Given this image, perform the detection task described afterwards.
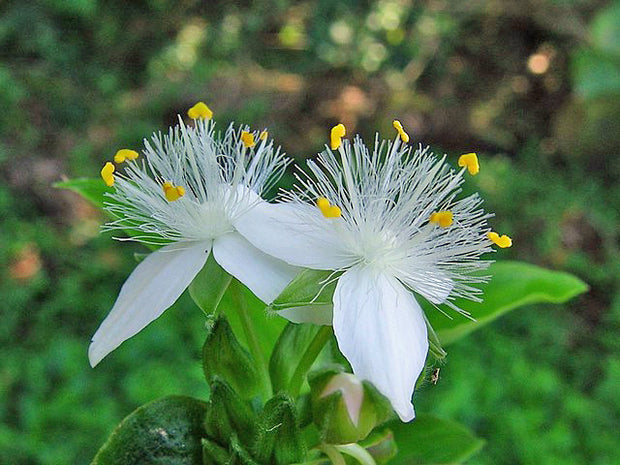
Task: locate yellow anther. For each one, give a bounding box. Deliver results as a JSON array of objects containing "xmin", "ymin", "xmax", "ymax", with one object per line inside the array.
[
  {"xmin": 330, "ymin": 123, "xmax": 346, "ymax": 150},
  {"xmin": 458, "ymin": 152, "xmax": 479, "ymax": 175},
  {"xmin": 487, "ymin": 231, "xmax": 512, "ymax": 248},
  {"xmin": 323, "ymin": 205, "xmax": 342, "ymax": 218},
  {"xmin": 317, "ymin": 197, "xmax": 330, "ymax": 209},
  {"xmin": 101, "ymin": 162, "xmax": 115, "ymax": 187},
  {"xmin": 429, "ymin": 210, "xmax": 453, "ymax": 228},
  {"xmin": 259, "ymin": 130, "xmax": 268, "ymax": 141},
  {"xmin": 317, "ymin": 197, "xmax": 342, "ymax": 218},
  {"xmin": 163, "ymin": 182, "xmax": 186, "ymax": 202},
  {"xmin": 241, "ymin": 131, "xmax": 256, "ymax": 148},
  {"xmin": 187, "ymin": 101, "xmax": 213, "ymax": 120},
  {"xmin": 392, "ymin": 119, "xmax": 410, "ymax": 143},
  {"xmin": 114, "ymin": 149, "xmax": 139, "ymax": 164}
]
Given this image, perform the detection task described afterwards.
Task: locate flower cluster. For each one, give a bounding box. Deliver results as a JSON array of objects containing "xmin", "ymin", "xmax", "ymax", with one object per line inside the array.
[{"xmin": 91, "ymin": 102, "xmax": 512, "ymax": 422}]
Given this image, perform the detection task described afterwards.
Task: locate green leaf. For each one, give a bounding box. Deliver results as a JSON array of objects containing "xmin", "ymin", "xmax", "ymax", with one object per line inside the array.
[
  {"xmin": 202, "ymin": 318, "xmax": 260, "ymax": 399},
  {"xmin": 573, "ymin": 49, "xmax": 620, "ymax": 100},
  {"xmin": 269, "ymin": 323, "xmax": 322, "ymax": 393},
  {"xmin": 222, "ymin": 285, "xmax": 286, "ymax": 362},
  {"xmin": 54, "ymin": 177, "xmax": 112, "ymax": 208},
  {"xmin": 389, "ymin": 415, "xmax": 484, "ymax": 465},
  {"xmin": 591, "ymin": 1, "xmax": 620, "ymax": 57},
  {"xmin": 425, "ymin": 261, "xmax": 588, "ymax": 345},
  {"xmin": 189, "ymin": 254, "xmax": 232, "ymax": 316},
  {"xmin": 270, "ymin": 269, "xmax": 337, "ymax": 311},
  {"xmin": 91, "ymin": 395, "xmax": 208, "ymax": 465}
]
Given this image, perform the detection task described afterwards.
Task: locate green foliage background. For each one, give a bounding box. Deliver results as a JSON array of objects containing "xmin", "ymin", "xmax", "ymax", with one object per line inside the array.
[{"xmin": 1, "ymin": 0, "xmax": 618, "ymax": 463}]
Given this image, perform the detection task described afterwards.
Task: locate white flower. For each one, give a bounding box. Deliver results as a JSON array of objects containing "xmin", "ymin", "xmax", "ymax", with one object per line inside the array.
[
  {"xmin": 235, "ymin": 123, "xmax": 496, "ymax": 421},
  {"xmin": 89, "ymin": 114, "xmax": 300, "ymax": 367}
]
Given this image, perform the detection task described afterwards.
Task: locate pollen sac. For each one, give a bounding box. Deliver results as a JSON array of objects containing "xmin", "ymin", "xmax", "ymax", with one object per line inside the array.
[
  {"xmin": 101, "ymin": 162, "xmax": 115, "ymax": 187},
  {"xmin": 429, "ymin": 210, "xmax": 453, "ymax": 228},
  {"xmin": 458, "ymin": 152, "xmax": 479, "ymax": 175},
  {"xmin": 187, "ymin": 101, "xmax": 213, "ymax": 120},
  {"xmin": 113, "ymin": 149, "xmax": 139, "ymax": 164},
  {"xmin": 162, "ymin": 182, "xmax": 186, "ymax": 202},
  {"xmin": 487, "ymin": 231, "xmax": 512, "ymax": 248},
  {"xmin": 317, "ymin": 197, "xmax": 342, "ymax": 218},
  {"xmin": 240, "ymin": 131, "xmax": 256, "ymax": 148},
  {"xmin": 392, "ymin": 119, "xmax": 410, "ymax": 143},
  {"xmin": 259, "ymin": 130, "xmax": 268, "ymax": 141},
  {"xmin": 330, "ymin": 123, "xmax": 346, "ymax": 150}
]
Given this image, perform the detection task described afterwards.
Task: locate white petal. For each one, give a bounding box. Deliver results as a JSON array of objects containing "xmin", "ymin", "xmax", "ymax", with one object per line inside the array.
[
  {"xmin": 88, "ymin": 241, "xmax": 211, "ymax": 367},
  {"xmin": 234, "ymin": 201, "xmax": 355, "ymax": 270},
  {"xmin": 276, "ymin": 304, "xmax": 333, "ymax": 325},
  {"xmin": 332, "ymin": 267, "xmax": 429, "ymax": 421},
  {"xmin": 213, "ymin": 232, "xmax": 301, "ymax": 304}
]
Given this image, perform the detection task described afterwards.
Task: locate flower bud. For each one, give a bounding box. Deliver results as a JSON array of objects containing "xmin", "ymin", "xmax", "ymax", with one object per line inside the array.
[
  {"xmin": 202, "ymin": 318, "xmax": 260, "ymax": 399},
  {"xmin": 309, "ymin": 368, "xmax": 393, "ymax": 444}
]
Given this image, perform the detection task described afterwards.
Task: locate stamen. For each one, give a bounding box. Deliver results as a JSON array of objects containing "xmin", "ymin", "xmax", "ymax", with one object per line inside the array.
[
  {"xmin": 259, "ymin": 130, "xmax": 268, "ymax": 140},
  {"xmin": 487, "ymin": 231, "xmax": 512, "ymax": 248},
  {"xmin": 458, "ymin": 153, "xmax": 479, "ymax": 175},
  {"xmin": 241, "ymin": 131, "xmax": 256, "ymax": 148},
  {"xmin": 392, "ymin": 120, "xmax": 410, "ymax": 143},
  {"xmin": 114, "ymin": 149, "xmax": 139, "ymax": 164},
  {"xmin": 187, "ymin": 101, "xmax": 213, "ymax": 120},
  {"xmin": 429, "ymin": 211, "xmax": 453, "ymax": 228},
  {"xmin": 330, "ymin": 123, "xmax": 346, "ymax": 150},
  {"xmin": 162, "ymin": 182, "xmax": 186, "ymax": 202},
  {"xmin": 101, "ymin": 162, "xmax": 115, "ymax": 187},
  {"xmin": 317, "ymin": 197, "xmax": 342, "ymax": 218}
]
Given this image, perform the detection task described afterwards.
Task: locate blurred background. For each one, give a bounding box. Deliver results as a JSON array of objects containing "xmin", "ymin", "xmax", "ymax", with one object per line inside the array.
[{"xmin": 1, "ymin": 0, "xmax": 618, "ymax": 463}]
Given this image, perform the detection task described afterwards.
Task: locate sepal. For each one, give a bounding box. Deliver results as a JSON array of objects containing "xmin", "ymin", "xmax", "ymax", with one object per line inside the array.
[
  {"xmin": 204, "ymin": 378, "xmax": 257, "ymax": 448},
  {"xmin": 230, "ymin": 435, "xmax": 260, "ymax": 465},
  {"xmin": 202, "ymin": 438, "xmax": 230, "ymax": 465},
  {"xmin": 309, "ymin": 368, "xmax": 393, "ymax": 444},
  {"xmin": 360, "ymin": 428, "xmax": 398, "ymax": 465},
  {"xmin": 253, "ymin": 394, "xmax": 306, "ymax": 465}
]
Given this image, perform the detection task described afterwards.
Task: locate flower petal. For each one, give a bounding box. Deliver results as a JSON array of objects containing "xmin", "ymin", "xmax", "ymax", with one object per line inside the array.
[
  {"xmin": 88, "ymin": 241, "xmax": 211, "ymax": 367},
  {"xmin": 234, "ymin": 201, "xmax": 355, "ymax": 270},
  {"xmin": 213, "ymin": 232, "xmax": 301, "ymax": 304},
  {"xmin": 332, "ymin": 266, "xmax": 429, "ymax": 421}
]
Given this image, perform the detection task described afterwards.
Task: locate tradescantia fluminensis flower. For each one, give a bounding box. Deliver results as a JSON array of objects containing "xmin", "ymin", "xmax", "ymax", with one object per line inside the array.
[
  {"xmin": 88, "ymin": 103, "xmax": 300, "ymax": 367},
  {"xmin": 236, "ymin": 121, "xmax": 512, "ymax": 421}
]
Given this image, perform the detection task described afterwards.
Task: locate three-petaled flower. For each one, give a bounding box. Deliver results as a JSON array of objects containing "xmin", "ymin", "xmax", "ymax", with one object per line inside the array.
[
  {"xmin": 236, "ymin": 123, "xmax": 499, "ymax": 421},
  {"xmin": 89, "ymin": 111, "xmax": 300, "ymax": 367}
]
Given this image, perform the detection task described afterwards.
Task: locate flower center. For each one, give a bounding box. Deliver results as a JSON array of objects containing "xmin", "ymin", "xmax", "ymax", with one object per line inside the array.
[
  {"xmin": 353, "ymin": 227, "xmax": 402, "ymax": 269},
  {"xmin": 196, "ymin": 201, "xmax": 234, "ymax": 239}
]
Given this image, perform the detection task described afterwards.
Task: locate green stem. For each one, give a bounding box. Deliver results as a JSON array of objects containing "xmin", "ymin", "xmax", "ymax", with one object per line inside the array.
[
  {"xmin": 319, "ymin": 445, "xmax": 346, "ymax": 465},
  {"xmin": 230, "ymin": 279, "xmax": 272, "ymax": 399},
  {"xmin": 288, "ymin": 325, "xmax": 333, "ymax": 397},
  {"xmin": 335, "ymin": 444, "xmax": 376, "ymax": 465}
]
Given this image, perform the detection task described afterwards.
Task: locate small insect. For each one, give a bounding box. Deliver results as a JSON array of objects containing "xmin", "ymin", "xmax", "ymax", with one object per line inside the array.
[{"xmin": 430, "ymin": 368, "xmax": 440, "ymax": 385}]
